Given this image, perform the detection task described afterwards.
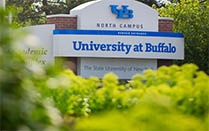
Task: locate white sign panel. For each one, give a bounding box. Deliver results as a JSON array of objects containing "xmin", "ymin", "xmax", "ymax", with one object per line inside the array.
[
  {"xmin": 20, "ymin": 24, "xmax": 55, "ymax": 65},
  {"xmin": 70, "ymin": 0, "xmax": 158, "ymax": 31},
  {"xmin": 79, "ymin": 58, "xmax": 157, "ymax": 79},
  {"xmin": 53, "ymin": 30, "xmax": 184, "ymax": 60}
]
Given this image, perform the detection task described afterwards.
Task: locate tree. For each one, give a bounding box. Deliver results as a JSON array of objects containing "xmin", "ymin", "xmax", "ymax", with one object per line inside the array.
[
  {"xmin": 138, "ymin": 0, "xmax": 158, "ymax": 7},
  {"xmin": 6, "ymin": 0, "xmax": 68, "ymax": 25},
  {"xmin": 7, "ymin": 0, "xmax": 159, "ymax": 26},
  {"xmin": 156, "ymin": 0, "xmax": 209, "ymax": 74}
]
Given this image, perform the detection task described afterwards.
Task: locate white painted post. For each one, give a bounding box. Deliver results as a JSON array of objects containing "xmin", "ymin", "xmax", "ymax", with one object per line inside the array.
[
  {"xmin": 0, "ymin": 0, "xmax": 5, "ymax": 9},
  {"xmin": 9, "ymin": 12, "xmax": 12, "ymax": 24},
  {"xmin": 0, "ymin": 0, "xmax": 13, "ymax": 24}
]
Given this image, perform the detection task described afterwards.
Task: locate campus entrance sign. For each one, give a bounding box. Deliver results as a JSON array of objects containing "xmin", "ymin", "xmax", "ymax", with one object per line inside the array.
[
  {"xmin": 57, "ymin": 0, "xmax": 183, "ymax": 79},
  {"xmin": 20, "ymin": 0, "xmax": 184, "ymax": 79}
]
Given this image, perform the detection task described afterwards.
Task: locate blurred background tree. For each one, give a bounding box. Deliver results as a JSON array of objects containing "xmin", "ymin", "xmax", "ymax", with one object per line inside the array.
[{"xmin": 6, "ymin": 0, "xmax": 160, "ymax": 26}]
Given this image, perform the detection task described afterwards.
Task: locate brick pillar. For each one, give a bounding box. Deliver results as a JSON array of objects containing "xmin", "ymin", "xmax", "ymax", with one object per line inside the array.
[
  {"xmin": 46, "ymin": 14, "xmax": 77, "ymax": 29},
  {"xmin": 46, "ymin": 14, "xmax": 78, "ymax": 74},
  {"xmin": 158, "ymin": 17, "xmax": 173, "ymax": 67}
]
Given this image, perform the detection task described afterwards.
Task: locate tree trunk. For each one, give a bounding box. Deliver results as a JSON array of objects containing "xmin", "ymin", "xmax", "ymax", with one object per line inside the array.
[{"xmin": 42, "ymin": 0, "xmax": 50, "ymax": 15}]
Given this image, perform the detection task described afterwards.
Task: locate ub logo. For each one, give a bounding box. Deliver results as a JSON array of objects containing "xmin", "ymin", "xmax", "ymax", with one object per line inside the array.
[{"xmin": 110, "ymin": 5, "xmax": 133, "ymax": 19}]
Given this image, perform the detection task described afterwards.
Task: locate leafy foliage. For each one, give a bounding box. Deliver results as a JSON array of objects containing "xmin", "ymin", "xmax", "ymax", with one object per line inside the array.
[
  {"xmin": 30, "ymin": 60, "xmax": 209, "ymax": 130},
  {"xmin": 34, "ymin": 63, "xmax": 209, "ymax": 130},
  {"xmin": 155, "ymin": 0, "xmax": 209, "ymax": 74},
  {"xmin": 0, "ymin": 8, "xmax": 65, "ymax": 130},
  {"xmin": 76, "ymin": 97, "xmax": 206, "ymax": 131},
  {"xmin": 6, "ymin": 0, "xmax": 159, "ymax": 26},
  {"xmin": 42, "ymin": 64, "xmax": 209, "ymax": 117}
]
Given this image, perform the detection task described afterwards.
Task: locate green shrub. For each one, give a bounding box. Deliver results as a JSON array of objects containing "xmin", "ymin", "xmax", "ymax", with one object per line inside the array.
[
  {"xmin": 0, "ymin": 8, "xmax": 64, "ymax": 130},
  {"xmin": 42, "ymin": 64, "xmax": 208, "ymax": 130}
]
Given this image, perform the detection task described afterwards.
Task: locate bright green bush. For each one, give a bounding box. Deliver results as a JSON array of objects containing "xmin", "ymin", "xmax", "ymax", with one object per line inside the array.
[
  {"xmin": 74, "ymin": 64, "xmax": 209, "ymax": 130},
  {"xmin": 44, "ymin": 64, "xmax": 208, "ymax": 119},
  {"xmin": 76, "ymin": 95, "xmax": 207, "ymax": 131},
  {"xmin": 39, "ymin": 64, "xmax": 208, "ymax": 130}
]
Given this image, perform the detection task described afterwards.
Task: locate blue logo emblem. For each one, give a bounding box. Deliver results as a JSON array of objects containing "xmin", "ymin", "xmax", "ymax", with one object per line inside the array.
[{"xmin": 110, "ymin": 5, "xmax": 133, "ymax": 19}]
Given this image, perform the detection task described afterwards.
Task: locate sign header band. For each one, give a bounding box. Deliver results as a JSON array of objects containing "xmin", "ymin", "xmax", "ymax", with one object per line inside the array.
[{"xmin": 53, "ymin": 30, "xmax": 184, "ymax": 38}]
